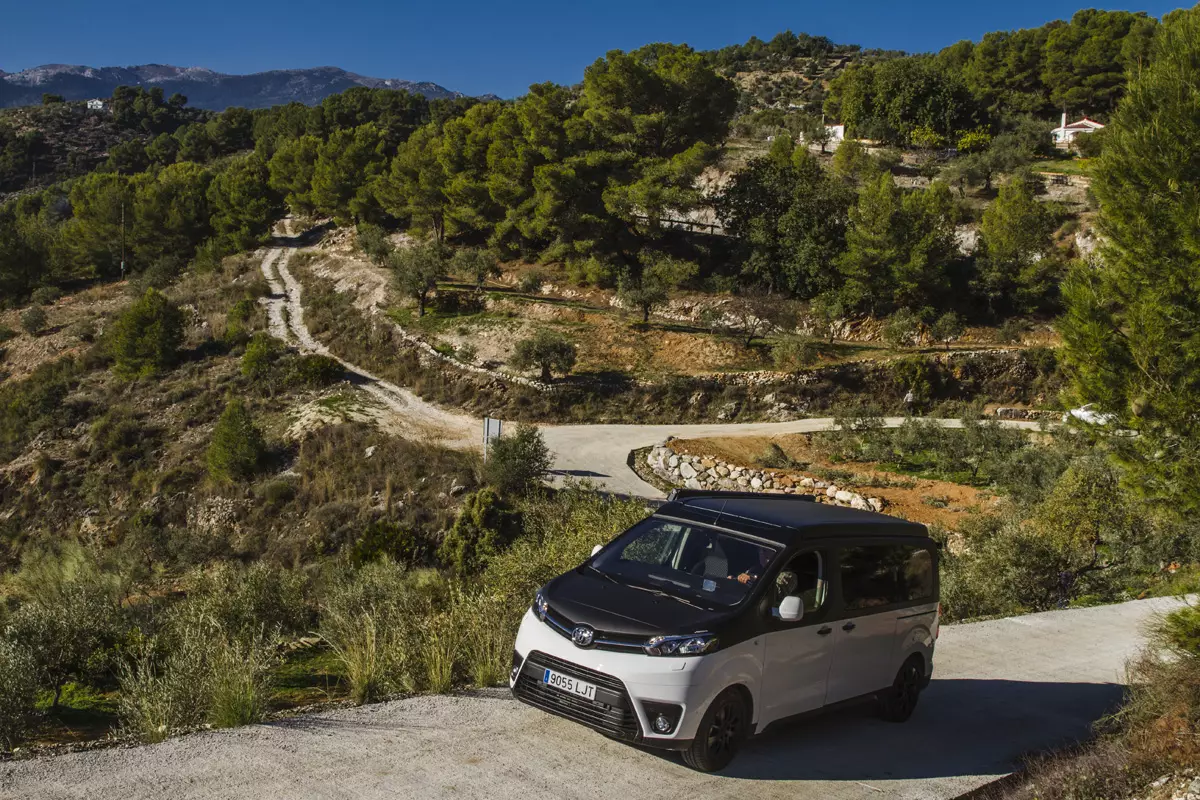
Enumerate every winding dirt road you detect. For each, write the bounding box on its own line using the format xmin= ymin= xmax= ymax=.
xmin=258 ymin=225 xmax=1042 ymax=498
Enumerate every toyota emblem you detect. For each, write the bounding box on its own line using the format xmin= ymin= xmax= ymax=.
xmin=571 ymin=625 xmax=595 ymax=648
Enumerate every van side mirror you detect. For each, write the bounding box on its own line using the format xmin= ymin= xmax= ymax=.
xmin=775 ymin=595 xmax=804 ymax=623
xmin=590 ymin=544 xmax=603 ymax=557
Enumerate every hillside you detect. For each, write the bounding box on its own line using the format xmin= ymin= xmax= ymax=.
xmin=0 ymin=64 xmax=466 ymax=110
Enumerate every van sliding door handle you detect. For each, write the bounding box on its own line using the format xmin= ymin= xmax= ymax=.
xmin=817 ymin=627 xmax=833 ymax=636
xmin=842 ymin=622 xmax=857 ymax=632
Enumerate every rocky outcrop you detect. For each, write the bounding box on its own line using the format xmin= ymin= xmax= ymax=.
xmin=646 ymin=442 xmax=886 ymax=512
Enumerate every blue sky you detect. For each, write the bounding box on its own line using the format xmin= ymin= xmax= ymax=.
xmin=0 ymin=1 xmax=1184 ymax=98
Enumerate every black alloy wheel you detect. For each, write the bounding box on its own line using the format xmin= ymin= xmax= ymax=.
xmin=879 ymin=657 xmax=923 ymax=722
xmin=682 ymin=688 xmax=749 ymax=772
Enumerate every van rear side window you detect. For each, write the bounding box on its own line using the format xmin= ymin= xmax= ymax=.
xmin=839 ymin=545 xmax=934 ymax=609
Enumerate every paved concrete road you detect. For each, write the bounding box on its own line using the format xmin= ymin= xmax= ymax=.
xmin=2 ymin=596 xmax=1180 ymax=800
xmin=541 ymin=418 xmax=1042 ymax=498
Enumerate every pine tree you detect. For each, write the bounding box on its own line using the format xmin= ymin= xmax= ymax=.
xmin=207 ymin=399 xmax=267 ymax=483
xmin=1059 ymin=6 xmax=1200 ymax=510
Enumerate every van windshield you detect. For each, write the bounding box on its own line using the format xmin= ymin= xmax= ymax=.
xmin=590 ymin=517 xmax=779 ymax=609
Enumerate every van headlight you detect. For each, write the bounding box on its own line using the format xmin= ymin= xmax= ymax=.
xmin=644 ymin=633 xmax=718 ymax=656
xmin=533 ymin=590 xmax=549 ymax=621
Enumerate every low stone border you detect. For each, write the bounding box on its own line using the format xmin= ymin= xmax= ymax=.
xmin=646 ymin=441 xmax=886 ymax=512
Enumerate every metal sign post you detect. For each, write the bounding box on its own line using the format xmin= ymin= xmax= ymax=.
xmin=482 ymin=417 xmax=502 ymax=461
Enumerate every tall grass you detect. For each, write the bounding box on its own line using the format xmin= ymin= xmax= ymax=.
xmin=208 ymin=629 xmax=279 ymax=729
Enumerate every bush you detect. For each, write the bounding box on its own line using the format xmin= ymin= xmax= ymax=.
xmin=225 ymin=296 xmax=257 ymax=343
xmin=290 ymin=354 xmax=344 ymax=388
xmin=882 ymin=308 xmax=921 ymax=350
xmin=458 ymin=590 xmax=511 ymax=687
xmin=206 ymin=630 xmax=278 ymax=729
xmin=108 ymin=289 xmax=185 ymax=378
xmin=484 ymin=423 xmax=551 ymax=496
xmin=352 ymin=520 xmax=421 ymax=566
xmin=241 ymin=332 xmax=282 ymax=381
xmin=0 ymin=639 xmax=39 ymax=751
xmin=318 ymin=560 xmax=420 ymax=703
xmin=438 ymin=488 xmax=518 ymax=575
xmin=20 ymin=306 xmax=47 ymax=335
xmin=509 ymin=331 xmax=576 ymax=382
xmin=67 ymin=319 xmax=97 ymax=342
xmin=356 ymin=223 xmax=393 ymax=265
xmin=206 ymin=398 xmax=267 ymax=482
xmin=0 ymin=326 xmax=16 ymax=344
xmin=772 ymin=335 xmax=821 ymax=371
xmin=30 ymin=286 xmax=61 ymax=306
xmin=517 ymin=270 xmax=546 ymax=294
xmin=4 ymin=549 xmax=125 ymax=708
xmin=483 ymin=485 xmax=649 ymax=618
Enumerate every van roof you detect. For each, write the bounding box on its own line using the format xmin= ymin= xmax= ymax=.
xmin=657 ymin=490 xmax=928 ymax=546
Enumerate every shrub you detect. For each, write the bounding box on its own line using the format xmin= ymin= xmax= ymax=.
xmin=20 ymin=306 xmax=47 ymax=335
xmin=241 ymin=332 xmax=282 ymax=381
xmin=458 ymin=590 xmax=511 ymax=687
xmin=484 ymin=423 xmax=551 ymax=496
xmin=352 ymin=520 xmax=421 ymax=567
xmin=483 ymin=485 xmax=649 ymax=624
xmin=289 ymin=354 xmax=344 ymax=388
xmin=518 ymin=270 xmax=546 ymax=294
xmin=931 ymin=311 xmax=965 ymax=350
xmin=4 ymin=550 xmax=124 ymax=708
xmin=772 ymin=335 xmax=821 ymax=371
xmin=882 ymin=308 xmax=921 ymax=350
xmin=30 ymin=286 xmax=61 ymax=306
xmin=509 ymin=330 xmax=576 ymax=382
xmin=206 ymin=630 xmax=278 ymax=729
xmin=419 ymin=609 xmax=458 ymax=693
xmin=67 ymin=319 xmax=97 ymax=342
xmin=90 ymin=406 xmax=156 ymax=467
xmin=225 ymin=296 xmax=257 ymax=343
xmin=108 ymin=289 xmax=185 ymax=379
xmin=206 ymin=398 xmax=267 ymax=482
xmin=356 ymin=223 xmax=393 ymax=265
xmin=318 ymin=560 xmax=415 ymax=703
xmin=0 ymin=326 xmax=16 ymax=344
xmin=0 ymin=640 xmax=39 ymax=751
xmin=451 ymin=247 xmax=501 ymax=289
xmin=455 ymin=343 xmax=478 ymax=364
xmin=438 ymin=488 xmax=518 ymax=575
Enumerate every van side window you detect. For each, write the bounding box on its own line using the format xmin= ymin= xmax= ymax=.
xmin=839 ymin=544 xmax=934 ymax=610
xmin=776 ymin=551 xmax=825 ymax=612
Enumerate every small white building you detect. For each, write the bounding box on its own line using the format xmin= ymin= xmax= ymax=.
xmin=1052 ymin=113 xmax=1104 ymax=148
xmin=86 ymin=99 xmax=105 ymax=111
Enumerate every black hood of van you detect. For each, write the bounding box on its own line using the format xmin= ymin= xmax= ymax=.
xmin=545 ymin=569 xmax=727 ymax=638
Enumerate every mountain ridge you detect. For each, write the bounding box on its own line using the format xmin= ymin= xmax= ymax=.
xmin=0 ymin=63 xmax=472 ymax=110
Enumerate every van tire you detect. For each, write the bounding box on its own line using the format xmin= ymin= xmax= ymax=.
xmin=682 ymin=687 xmax=749 ymax=772
xmin=878 ymin=657 xmax=923 ymax=722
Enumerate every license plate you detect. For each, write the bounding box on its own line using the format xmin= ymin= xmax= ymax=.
xmin=543 ymin=668 xmax=597 ymax=701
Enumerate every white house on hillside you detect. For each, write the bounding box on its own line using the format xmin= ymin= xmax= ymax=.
xmin=1052 ymin=113 xmax=1104 ymax=148
xmin=86 ymin=99 xmax=106 ymax=111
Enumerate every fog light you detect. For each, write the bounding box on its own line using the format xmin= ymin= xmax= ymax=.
xmin=653 ymin=714 xmax=672 ymax=733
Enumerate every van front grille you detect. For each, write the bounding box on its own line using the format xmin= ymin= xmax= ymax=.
xmin=512 ymin=651 xmax=640 ymax=741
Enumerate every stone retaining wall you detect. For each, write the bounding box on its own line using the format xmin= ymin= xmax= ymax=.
xmin=646 ymin=441 xmax=887 ymax=513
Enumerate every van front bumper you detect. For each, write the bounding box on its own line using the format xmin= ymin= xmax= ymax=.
xmin=510 ymin=609 xmax=726 ymax=747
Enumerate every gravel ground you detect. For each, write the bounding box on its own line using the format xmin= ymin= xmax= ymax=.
xmin=2 ymin=596 xmax=1184 ymax=800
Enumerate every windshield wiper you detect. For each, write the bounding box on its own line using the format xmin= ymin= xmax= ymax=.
xmin=586 ymin=565 xmax=619 ymax=584
xmin=647 ymin=573 xmax=690 ymax=589
xmin=636 ymin=577 xmax=705 ymax=610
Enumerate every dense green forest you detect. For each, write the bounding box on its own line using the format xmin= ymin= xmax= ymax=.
xmin=0 ymin=8 xmax=1175 ymax=318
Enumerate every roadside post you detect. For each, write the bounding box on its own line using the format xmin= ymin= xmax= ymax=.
xmin=483 ymin=417 xmax=502 ymax=461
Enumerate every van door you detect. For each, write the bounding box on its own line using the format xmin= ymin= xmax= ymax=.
xmin=757 ymin=550 xmax=836 ymax=728
xmin=824 ymin=544 xmax=907 ymax=704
